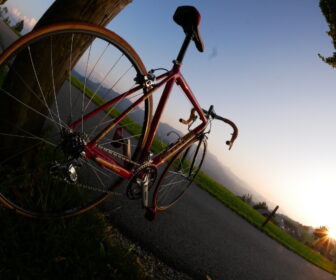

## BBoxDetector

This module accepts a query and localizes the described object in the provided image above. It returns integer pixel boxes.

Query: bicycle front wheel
[0,22,152,218]
[153,138,207,210]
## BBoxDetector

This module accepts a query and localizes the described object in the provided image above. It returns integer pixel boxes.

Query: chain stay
[51,145,149,194]
[97,144,140,167]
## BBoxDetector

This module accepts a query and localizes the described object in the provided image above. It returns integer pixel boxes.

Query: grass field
[0,207,148,280]
[194,170,336,274]
[71,76,336,274]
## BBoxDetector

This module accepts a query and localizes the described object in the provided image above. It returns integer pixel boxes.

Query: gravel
[103,220,195,280]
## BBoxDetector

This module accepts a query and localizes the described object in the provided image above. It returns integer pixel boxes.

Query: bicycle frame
[68,62,208,179]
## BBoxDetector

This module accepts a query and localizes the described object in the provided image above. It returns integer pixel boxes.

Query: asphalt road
[103,181,335,280]
[0,20,335,280]
[0,20,18,50]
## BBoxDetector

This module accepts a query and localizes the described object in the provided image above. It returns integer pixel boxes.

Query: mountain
[72,69,145,123]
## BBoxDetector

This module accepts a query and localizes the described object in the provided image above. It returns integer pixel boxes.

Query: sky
[3,0,336,231]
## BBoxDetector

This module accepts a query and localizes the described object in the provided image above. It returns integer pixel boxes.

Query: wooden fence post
[262,205,279,227]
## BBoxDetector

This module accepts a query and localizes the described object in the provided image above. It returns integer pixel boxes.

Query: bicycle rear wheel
[0,22,152,218]
[153,138,206,210]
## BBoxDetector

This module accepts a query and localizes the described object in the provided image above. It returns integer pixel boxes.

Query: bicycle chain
[52,175,122,196]
[98,145,159,176]
[51,146,144,195]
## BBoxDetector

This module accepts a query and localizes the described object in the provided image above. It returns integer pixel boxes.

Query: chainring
[126,165,157,200]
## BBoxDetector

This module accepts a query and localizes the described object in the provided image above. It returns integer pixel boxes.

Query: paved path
[0,20,18,50]
[104,182,335,280]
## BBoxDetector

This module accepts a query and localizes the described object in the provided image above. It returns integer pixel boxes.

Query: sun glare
[328,227,336,240]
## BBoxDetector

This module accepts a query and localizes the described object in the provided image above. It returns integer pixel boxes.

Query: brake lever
[179,108,197,125]
[202,107,238,150]
[222,118,238,150]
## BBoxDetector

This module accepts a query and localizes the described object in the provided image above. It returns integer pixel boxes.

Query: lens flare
[328,227,336,240]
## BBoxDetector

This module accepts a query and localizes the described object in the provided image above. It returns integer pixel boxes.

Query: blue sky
[4,0,336,230]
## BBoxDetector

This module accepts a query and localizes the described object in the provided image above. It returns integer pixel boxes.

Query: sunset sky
[3,0,336,231]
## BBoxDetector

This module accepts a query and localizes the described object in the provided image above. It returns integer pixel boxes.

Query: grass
[194,170,336,274]
[0,207,147,280]
[0,152,148,279]
[71,74,336,275]
[0,75,153,279]
[70,75,146,139]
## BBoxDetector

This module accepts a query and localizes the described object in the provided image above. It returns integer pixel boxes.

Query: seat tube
[143,77,176,153]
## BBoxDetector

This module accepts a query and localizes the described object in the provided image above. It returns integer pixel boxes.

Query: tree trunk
[0,0,132,159]
[34,0,132,28]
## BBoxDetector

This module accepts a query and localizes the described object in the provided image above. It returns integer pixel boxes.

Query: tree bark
[34,0,132,28]
[0,0,132,159]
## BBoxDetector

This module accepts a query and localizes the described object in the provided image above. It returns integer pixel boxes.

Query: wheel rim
[0,23,152,217]
[154,139,206,210]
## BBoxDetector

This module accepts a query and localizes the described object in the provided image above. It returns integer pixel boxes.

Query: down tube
[151,75,208,166]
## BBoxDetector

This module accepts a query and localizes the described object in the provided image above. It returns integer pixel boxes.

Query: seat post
[175,33,192,64]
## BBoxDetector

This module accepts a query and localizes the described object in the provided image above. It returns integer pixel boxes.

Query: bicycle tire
[0,22,152,218]
[153,137,207,210]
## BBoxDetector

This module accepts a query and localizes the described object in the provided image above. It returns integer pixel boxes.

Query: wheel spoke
[0,87,67,131]
[81,41,93,133]
[0,23,150,217]
[84,50,122,111]
[69,33,74,122]
[87,80,138,140]
[28,46,61,130]
[0,140,43,165]
[50,36,62,127]
[155,140,206,209]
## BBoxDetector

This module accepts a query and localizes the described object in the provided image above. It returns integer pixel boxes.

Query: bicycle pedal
[144,207,157,221]
[126,184,142,200]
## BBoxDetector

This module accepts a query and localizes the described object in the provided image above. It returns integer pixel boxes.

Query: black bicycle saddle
[173,6,204,52]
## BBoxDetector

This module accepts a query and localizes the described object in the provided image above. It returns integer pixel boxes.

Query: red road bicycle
[0,6,238,219]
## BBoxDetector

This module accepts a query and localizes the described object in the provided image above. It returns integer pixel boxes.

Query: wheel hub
[60,129,87,159]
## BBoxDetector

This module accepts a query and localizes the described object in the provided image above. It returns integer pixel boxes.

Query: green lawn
[0,207,147,280]
[194,170,336,274]
[69,75,150,140]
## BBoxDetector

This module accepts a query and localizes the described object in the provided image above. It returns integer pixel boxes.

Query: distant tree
[0,5,8,18]
[3,15,9,25]
[318,0,336,67]
[313,226,329,239]
[313,226,335,259]
[13,19,24,33]
[240,193,253,204]
[0,5,9,25]
[253,201,268,210]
